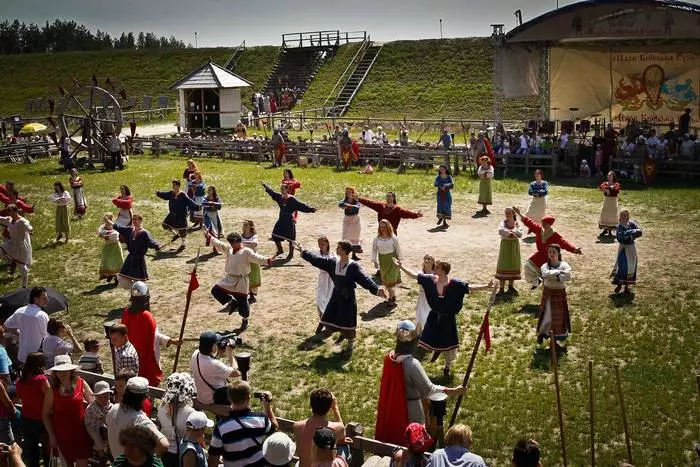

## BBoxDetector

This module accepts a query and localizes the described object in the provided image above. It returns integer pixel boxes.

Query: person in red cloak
[375,320,465,446]
[475,132,496,168]
[121,281,181,386]
[0,182,33,239]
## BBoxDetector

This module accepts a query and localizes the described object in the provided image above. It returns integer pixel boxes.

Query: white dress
[0,216,33,265]
[415,273,435,333]
[315,250,336,315]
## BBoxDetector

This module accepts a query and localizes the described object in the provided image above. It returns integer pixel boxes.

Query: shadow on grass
[266,257,304,268]
[427,224,449,233]
[297,333,329,351]
[92,307,125,320]
[529,345,567,371]
[186,250,219,264]
[515,303,540,315]
[495,290,519,304]
[82,283,118,296]
[36,241,62,251]
[609,292,636,307]
[596,234,616,244]
[308,351,352,374]
[471,210,490,219]
[0,276,17,285]
[152,247,186,260]
[360,302,394,321]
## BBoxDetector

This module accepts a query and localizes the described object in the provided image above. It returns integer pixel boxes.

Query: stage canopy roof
[170,61,253,90]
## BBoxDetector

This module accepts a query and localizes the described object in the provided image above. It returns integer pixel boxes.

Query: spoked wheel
[57,86,123,167]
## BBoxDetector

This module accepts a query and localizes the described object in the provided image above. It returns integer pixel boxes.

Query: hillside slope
[346,38,538,120]
[0,46,279,115]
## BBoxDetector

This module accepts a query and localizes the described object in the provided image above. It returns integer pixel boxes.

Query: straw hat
[49,355,78,372]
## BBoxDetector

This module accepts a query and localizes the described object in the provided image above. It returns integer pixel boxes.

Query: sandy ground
[139,191,632,349]
[120,122,177,139]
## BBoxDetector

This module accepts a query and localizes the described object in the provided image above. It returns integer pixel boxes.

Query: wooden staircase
[325,43,382,117]
[262,46,337,102]
[224,40,246,71]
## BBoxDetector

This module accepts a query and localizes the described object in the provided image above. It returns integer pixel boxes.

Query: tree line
[0,19,189,55]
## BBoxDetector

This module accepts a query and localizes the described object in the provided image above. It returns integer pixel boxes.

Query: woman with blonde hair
[428,424,486,467]
[339,186,362,260]
[372,220,401,307]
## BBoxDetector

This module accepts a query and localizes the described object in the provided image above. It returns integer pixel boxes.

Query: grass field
[0,156,698,466]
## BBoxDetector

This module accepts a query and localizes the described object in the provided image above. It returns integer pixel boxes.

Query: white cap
[186,411,214,430]
[262,432,296,466]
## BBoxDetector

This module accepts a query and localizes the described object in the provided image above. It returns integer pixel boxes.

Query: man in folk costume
[375,321,465,446]
[155,179,199,250]
[474,132,495,168]
[338,129,359,170]
[272,129,286,167]
[0,204,33,287]
[206,230,274,332]
[512,207,582,289]
[358,191,423,234]
[121,282,181,387]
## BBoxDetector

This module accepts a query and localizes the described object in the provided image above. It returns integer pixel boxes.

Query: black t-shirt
[679,113,691,134]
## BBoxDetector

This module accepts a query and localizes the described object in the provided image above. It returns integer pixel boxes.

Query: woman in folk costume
[375,320,465,446]
[474,131,496,167]
[395,255,435,334]
[187,171,206,228]
[512,207,581,289]
[496,208,523,295]
[434,165,454,227]
[183,159,198,187]
[207,231,274,332]
[68,168,87,218]
[0,204,33,287]
[114,214,163,289]
[261,180,317,259]
[396,259,492,378]
[598,171,621,236]
[97,213,124,283]
[241,220,261,303]
[358,191,423,234]
[372,220,402,307]
[51,181,71,242]
[339,129,358,170]
[281,168,301,221]
[611,209,642,295]
[121,281,181,387]
[112,185,133,229]
[314,236,336,330]
[525,170,548,227]
[536,245,573,348]
[477,156,494,214]
[339,186,362,260]
[202,185,224,240]
[156,179,199,249]
[298,240,386,355]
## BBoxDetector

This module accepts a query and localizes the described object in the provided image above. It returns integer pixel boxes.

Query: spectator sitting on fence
[399,128,409,147]
[362,126,374,145]
[375,126,389,146]
[517,131,529,155]
[646,129,660,158]
[427,424,486,467]
[437,129,452,150]
[511,439,541,467]
[235,122,247,139]
[679,133,694,159]
[293,388,345,467]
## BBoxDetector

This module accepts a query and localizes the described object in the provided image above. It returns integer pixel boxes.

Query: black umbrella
[0,287,69,320]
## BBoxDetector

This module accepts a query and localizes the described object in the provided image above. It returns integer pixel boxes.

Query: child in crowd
[85,381,113,461]
[312,426,348,467]
[180,411,213,467]
[78,339,104,374]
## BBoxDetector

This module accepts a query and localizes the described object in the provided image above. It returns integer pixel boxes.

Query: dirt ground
[137,190,635,350]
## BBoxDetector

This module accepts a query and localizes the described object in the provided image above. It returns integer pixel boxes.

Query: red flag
[481,313,492,354]
[187,269,199,295]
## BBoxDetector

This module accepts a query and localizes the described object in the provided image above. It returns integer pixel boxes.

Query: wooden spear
[588,359,595,467]
[549,331,568,467]
[614,365,633,464]
[172,247,201,373]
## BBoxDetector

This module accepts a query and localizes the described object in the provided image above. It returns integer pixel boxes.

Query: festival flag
[187,268,199,295]
[481,313,492,353]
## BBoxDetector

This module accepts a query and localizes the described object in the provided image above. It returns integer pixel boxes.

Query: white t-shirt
[105,404,167,457]
[559,133,569,149]
[4,304,49,363]
[519,134,528,149]
[362,130,374,145]
[41,335,73,367]
[156,404,196,454]
[190,350,235,405]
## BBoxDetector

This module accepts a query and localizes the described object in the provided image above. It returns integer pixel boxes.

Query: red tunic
[121,308,163,386]
[358,198,421,233]
[522,216,578,268]
[51,378,93,462]
[112,195,133,210]
[375,352,409,446]
[599,182,621,197]
[281,179,301,196]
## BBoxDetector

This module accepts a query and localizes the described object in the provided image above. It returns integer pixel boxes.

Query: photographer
[0,443,26,467]
[190,331,241,406]
[208,381,278,467]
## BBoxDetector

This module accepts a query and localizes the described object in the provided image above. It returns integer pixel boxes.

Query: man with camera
[190,331,241,406]
[208,381,278,467]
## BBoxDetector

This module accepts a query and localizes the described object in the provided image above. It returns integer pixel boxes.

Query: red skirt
[537,287,570,339]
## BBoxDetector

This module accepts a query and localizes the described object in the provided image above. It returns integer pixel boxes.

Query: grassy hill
[0,46,279,116]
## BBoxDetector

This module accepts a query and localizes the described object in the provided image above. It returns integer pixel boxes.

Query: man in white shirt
[190,331,240,406]
[4,287,49,364]
[517,132,529,154]
[361,125,374,145]
[646,130,660,158]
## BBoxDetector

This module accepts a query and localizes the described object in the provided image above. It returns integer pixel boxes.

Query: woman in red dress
[42,355,94,467]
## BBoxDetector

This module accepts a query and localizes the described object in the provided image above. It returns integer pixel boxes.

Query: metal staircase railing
[321,40,369,109]
[224,40,246,71]
[327,43,383,117]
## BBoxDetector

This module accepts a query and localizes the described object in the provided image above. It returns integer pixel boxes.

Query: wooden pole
[588,360,595,467]
[614,365,633,464]
[172,247,201,373]
[448,285,498,427]
[696,374,699,396]
[549,331,568,467]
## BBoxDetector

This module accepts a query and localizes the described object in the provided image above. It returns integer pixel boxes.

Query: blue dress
[113,225,162,280]
[156,191,198,230]
[202,196,223,237]
[417,273,469,352]
[434,175,454,219]
[612,221,642,285]
[265,185,314,241]
[302,251,379,331]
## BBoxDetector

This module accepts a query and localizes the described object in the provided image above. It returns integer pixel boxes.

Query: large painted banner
[550,45,699,126]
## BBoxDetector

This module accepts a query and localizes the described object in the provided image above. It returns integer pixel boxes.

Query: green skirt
[99,242,124,279]
[478,178,493,205]
[379,252,401,287]
[249,263,261,289]
[55,205,70,234]
[496,238,521,280]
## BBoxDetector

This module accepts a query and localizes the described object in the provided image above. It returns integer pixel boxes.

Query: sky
[0,0,629,48]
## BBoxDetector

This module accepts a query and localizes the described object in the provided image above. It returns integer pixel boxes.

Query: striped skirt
[537,287,570,340]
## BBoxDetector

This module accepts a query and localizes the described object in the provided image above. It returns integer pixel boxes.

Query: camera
[253,391,272,402]
[216,333,243,349]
